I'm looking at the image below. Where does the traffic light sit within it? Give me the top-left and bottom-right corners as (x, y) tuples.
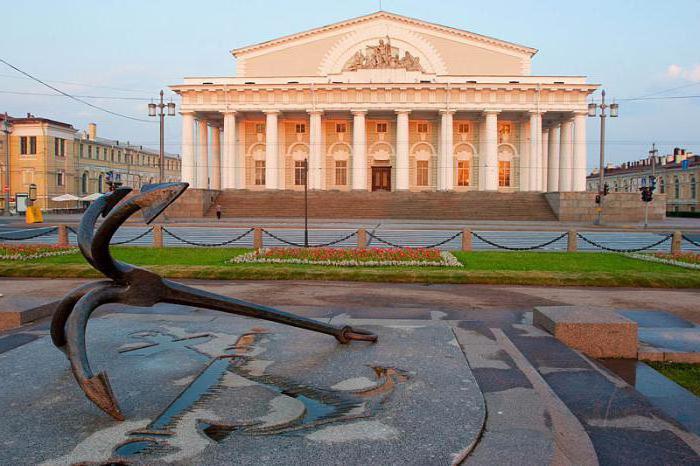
(603, 183), (610, 196)
(595, 194), (601, 204)
(649, 175), (657, 192)
(640, 186), (653, 202)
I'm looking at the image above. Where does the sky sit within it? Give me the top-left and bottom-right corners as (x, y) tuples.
(2, 0), (699, 172)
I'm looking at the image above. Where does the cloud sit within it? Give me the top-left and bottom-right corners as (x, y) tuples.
(665, 63), (700, 82)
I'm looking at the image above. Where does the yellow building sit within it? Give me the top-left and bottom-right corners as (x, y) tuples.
(0, 114), (181, 211)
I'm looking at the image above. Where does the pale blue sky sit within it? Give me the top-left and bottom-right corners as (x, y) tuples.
(2, 0), (699, 171)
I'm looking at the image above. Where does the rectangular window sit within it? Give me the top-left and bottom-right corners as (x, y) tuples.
(111, 149), (115, 162)
(56, 171), (65, 187)
(376, 123), (387, 133)
(458, 123), (469, 134)
(498, 161), (511, 187)
(60, 139), (65, 156)
(417, 123), (429, 134)
(416, 160), (429, 186)
(295, 123), (306, 134)
(254, 160), (266, 185)
(336, 123), (347, 133)
(255, 123), (265, 134)
(457, 160), (470, 186)
(103, 148), (107, 160)
(29, 136), (36, 154)
(79, 144), (84, 158)
(54, 138), (59, 156)
(20, 136), (27, 155)
(335, 160), (347, 186)
(294, 160), (307, 186)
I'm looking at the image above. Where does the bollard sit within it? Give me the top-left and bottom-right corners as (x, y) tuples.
(253, 227), (263, 250)
(461, 229), (472, 251)
(152, 225), (164, 248)
(671, 231), (682, 255)
(357, 228), (367, 249)
(567, 229), (577, 252)
(57, 224), (69, 246)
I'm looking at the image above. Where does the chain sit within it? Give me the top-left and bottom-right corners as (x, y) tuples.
(366, 230), (463, 249)
(67, 226), (79, 235)
(0, 227), (58, 241)
(308, 231), (357, 247)
(682, 235), (700, 248)
(110, 228), (153, 245)
(576, 233), (672, 253)
(163, 227), (254, 247)
(262, 229), (357, 248)
(471, 232), (568, 251)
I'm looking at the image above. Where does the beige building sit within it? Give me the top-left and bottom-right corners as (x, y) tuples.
(171, 11), (598, 194)
(587, 148), (699, 213)
(0, 114), (181, 211)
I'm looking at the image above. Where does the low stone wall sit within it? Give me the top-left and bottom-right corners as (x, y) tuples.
(545, 192), (666, 223)
(165, 188), (220, 218)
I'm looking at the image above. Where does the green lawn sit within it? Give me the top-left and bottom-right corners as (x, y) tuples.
(0, 247), (698, 288)
(648, 362), (700, 396)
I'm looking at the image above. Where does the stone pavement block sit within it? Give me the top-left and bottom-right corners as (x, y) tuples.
(0, 296), (58, 330)
(533, 306), (638, 358)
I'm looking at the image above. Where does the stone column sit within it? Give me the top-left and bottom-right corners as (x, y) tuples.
(440, 110), (455, 190)
(222, 111), (237, 189)
(210, 125), (221, 190)
(519, 116), (530, 191)
(352, 110), (367, 190)
(181, 112), (195, 186)
(541, 128), (549, 192)
(529, 111), (541, 191)
(547, 124), (561, 192)
(308, 110), (323, 190)
(396, 110), (410, 191)
(197, 119), (209, 189)
(559, 119), (574, 191)
(573, 112), (587, 191)
(483, 110), (499, 191)
(265, 110), (279, 190)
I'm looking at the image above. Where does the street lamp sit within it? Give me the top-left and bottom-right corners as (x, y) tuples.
(147, 90), (176, 183)
(587, 89), (619, 225)
(1, 113), (11, 216)
(304, 158), (309, 248)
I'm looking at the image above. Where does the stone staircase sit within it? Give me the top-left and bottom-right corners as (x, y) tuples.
(205, 190), (558, 221)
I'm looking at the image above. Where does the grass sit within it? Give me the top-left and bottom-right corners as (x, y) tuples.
(0, 247), (699, 288)
(647, 362), (700, 396)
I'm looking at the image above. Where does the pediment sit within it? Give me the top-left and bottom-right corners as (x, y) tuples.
(232, 12), (537, 78)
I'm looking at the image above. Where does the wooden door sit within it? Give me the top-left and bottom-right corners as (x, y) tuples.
(371, 167), (391, 191)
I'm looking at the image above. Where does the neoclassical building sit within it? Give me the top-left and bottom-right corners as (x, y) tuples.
(171, 11), (597, 193)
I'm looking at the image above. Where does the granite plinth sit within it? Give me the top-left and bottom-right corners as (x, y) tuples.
(533, 306), (638, 358)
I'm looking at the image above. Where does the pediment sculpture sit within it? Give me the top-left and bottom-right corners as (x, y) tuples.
(343, 36), (425, 72)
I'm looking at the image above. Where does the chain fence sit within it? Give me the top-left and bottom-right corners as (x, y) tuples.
(682, 235), (700, 249)
(111, 227), (154, 245)
(0, 227), (58, 241)
(576, 233), (673, 253)
(163, 227), (254, 247)
(471, 231), (568, 251)
(366, 230), (464, 249)
(262, 229), (357, 248)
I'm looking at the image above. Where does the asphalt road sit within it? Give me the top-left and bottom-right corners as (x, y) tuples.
(1, 225), (699, 252)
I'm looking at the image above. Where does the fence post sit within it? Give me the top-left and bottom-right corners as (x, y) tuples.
(461, 229), (472, 251)
(253, 227), (263, 250)
(567, 229), (577, 252)
(152, 225), (164, 248)
(57, 224), (69, 246)
(671, 231), (682, 254)
(357, 228), (367, 249)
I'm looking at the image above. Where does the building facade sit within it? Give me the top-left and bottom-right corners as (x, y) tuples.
(0, 115), (181, 211)
(171, 11), (597, 193)
(587, 148), (699, 213)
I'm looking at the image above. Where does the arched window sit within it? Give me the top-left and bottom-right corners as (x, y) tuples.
(674, 176), (680, 199)
(98, 174), (104, 193)
(497, 145), (515, 188)
(81, 172), (88, 194)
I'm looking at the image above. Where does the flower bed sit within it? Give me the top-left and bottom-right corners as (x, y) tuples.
(0, 244), (79, 261)
(230, 247), (463, 267)
(626, 252), (700, 270)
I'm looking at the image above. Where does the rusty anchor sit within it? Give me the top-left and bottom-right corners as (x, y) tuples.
(50, 183), (377, 421)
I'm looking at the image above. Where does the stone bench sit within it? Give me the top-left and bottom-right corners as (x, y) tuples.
(533, 306), (638, 358)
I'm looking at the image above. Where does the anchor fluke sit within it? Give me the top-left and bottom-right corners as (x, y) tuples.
(80, 372), (124, 421)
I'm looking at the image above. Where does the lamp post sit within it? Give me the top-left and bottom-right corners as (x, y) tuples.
(304, 158), (309, 248)
(2, 113), (11, 215)
(644, 143), (659, 229)
(148, 90), (176, 183)
(588, 89), (619, 225)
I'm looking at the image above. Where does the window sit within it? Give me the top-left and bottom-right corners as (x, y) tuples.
(88, 146), (92, 159)
(56, 171), (65, 187)
(376, 123), (387, 133)
(336, 123), (347, 133)
(691, 176), (697, 199)
(498, 161), (511, 187)
(111, 149), (115, 162)
(81, 173), (88, 193)
(254, 160), (266, 185)
(53, 138), (65, 157)
(294, 160), (307, 186)
(79, 144), (84, 158)
(659, 178), (665, 194)
(20, 136), (37, 155)
(103, 148), (107, 160)
(255, 123), (265, 134)
(295, 123), (306, 134)
(457, 160), (470, 186)
(457, 123), (469, 134)
(416, 160), (429, 186)
(335, 160), (347, 186)
(674, 177), (680, 199)
(417, 123), (429, 134)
